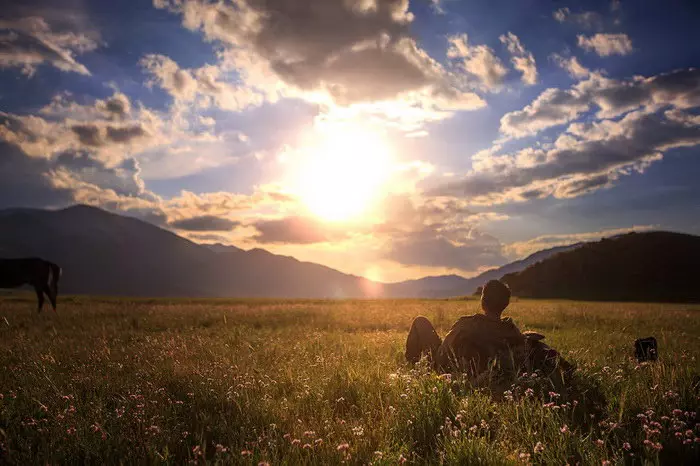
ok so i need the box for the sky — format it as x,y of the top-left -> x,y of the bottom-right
1,0 -> 699,283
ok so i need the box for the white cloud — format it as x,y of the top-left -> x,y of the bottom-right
0,16 -> 98,76
551,54 -> 591,79
447,34 -> 508,90
553,8 -> 603,30
141,54 -> 265,111
578,33 -> 633,57
499,32 -> 537,85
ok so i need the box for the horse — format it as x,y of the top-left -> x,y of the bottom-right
0,258 -> 62,312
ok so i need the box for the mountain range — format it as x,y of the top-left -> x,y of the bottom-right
0,205 -> 576,298
5,205 -> 695,301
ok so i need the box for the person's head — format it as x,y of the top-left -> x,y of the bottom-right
481,280 -> 511,317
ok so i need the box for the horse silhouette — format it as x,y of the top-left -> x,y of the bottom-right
0,258 -> 62,312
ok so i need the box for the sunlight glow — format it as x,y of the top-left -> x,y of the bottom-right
293,123 -> 393,222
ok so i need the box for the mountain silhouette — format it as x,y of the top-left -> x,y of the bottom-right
0,205 -> 377,298
384,243 -> 583,297
502,231 -> 700,302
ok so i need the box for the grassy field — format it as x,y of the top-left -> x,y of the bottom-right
0,295 -> 698,465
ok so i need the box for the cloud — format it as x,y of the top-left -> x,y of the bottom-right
251,216 -> 350,244
169,215 -> 240,232
551,54 -> 591,79
385,229 -> 505,270
553,8 -> 603,30
500,68 -> 700,138
499,32 -> 537,85
154,0 -> 484,114
504,225 -> 656,259
71,123 -> 149,147
374,194 -> 508,271
577,33 -> 632,57
447,34 -> 508,90
438,106 -> 700,204
0,16 -> 98,76
141,54 -> 265,111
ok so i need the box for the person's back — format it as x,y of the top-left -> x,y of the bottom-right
437,313 -> 525,373
405,279 -> 526,374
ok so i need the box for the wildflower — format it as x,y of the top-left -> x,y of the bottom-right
622,442 -> 631,451
560,424 -> 569,433
291,439 -> 301,446
303,443 -> 312,449
337,443 -> 349,452
534,442 -> 544,453
439,373 -> 452,382
602,461 -> 611,466
258,462 -> 270,466
672,409 -> 683,417
283,433 -> 291,440
90,424 -> 100,433
519,452 -> 531,461
352,426 -> 364,437
548,391 -> 560,399
595,439 -> 604,447
67,405 -> 76,414
314,439 -> 323,446
192,445 -> 202,456
241,449 -> 253,457
66,427 -> 76,435
303,430 -> 315,438
504,390 -> 514,402
374,451 -> 383,459
398,454 -> 407,464
148,425 -> 161,435
525,388 -> 534,397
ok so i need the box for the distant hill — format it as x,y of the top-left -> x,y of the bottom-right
502,231 -> 700,302
0,205 -> 378,298
384,243 -> 583,298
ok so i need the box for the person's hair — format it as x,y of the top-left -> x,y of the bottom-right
481,280 -> 511,316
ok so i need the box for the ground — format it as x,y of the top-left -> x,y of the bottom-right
0,295 -> 698,465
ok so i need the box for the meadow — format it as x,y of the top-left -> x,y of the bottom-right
0,295 -> 698,465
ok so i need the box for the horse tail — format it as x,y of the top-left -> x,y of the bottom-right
46,261 -> 61,311
48,262 -> 61,290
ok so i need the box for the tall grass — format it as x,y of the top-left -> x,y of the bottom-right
0,295 -> 698,464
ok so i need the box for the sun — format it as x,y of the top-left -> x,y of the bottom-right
291,123 -> 393,222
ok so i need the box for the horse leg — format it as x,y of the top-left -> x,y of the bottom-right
43,283 -> 57,311
33,284 -> 45,313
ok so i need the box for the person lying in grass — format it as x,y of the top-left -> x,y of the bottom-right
405,279 -> 572,377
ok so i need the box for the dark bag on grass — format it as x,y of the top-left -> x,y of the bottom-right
634,336 -> 658,362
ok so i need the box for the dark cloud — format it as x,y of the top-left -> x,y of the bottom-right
97,93 -> 131,119
71,123 -> 148,146
439,108 -> 700,202
0,141 -> 74,209
500,68 -> 700,137
170,215 -> 240,232
154,0 -> 483,109
385,229 -> 506,270
252,216 -> 349,244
